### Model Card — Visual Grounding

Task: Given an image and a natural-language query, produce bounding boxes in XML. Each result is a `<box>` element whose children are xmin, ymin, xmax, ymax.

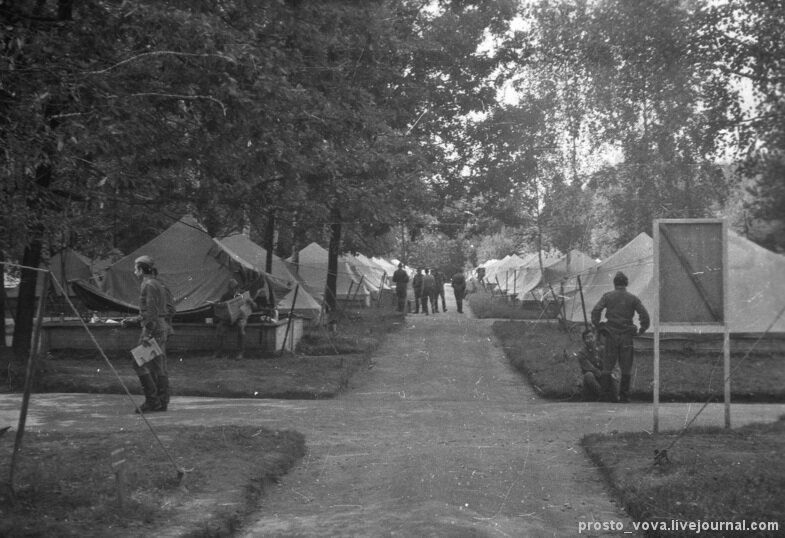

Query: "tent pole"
<box><xmin>280</xmin><ymin>284</ymin><xmax>299</xmax><ymax>354</ymax></box>
<box><xmin>377</xmin><ymin>273</ymin><xmax>387</xmax><ymax>308</ymax></box>
<box><xmin>577</xmin><ymin>275</ymin><xmax>588</xmax><ymax>329</ymax></box>
<box><xmin>352</xmin><ymin>275</ymin><xmax>365</xmax><ymax>302</ymax></box>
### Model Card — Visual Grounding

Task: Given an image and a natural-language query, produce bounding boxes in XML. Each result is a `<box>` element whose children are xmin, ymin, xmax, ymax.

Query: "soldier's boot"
<box><xmin>155</xmin><ymin>374</ymin><xmax>170</xmax><ymax>411</ymax></box>
<box><xmin>619</xmin><ymin>374</ymin><xmax>631</xmax><ymax>403</ymax></box>
<box><xmin>135</xmin><ymin>374</ymin><xmax>162</xmax><ymax>414</ymax></box>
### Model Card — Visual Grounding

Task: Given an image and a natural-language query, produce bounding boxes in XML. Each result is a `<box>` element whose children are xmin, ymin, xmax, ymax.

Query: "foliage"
<box><xmin>0</xmin><ymin>0</ymin><xmax>519</xmax><ymax>343</ymax></box>
<box><xmin>472</xmin><ymin>228</ymin><xmax>527</xmax><ymax>263</ymax></box>
<box><xmin>404</xmin><ymin>230</ymin><xmax>467</xmax><ymax>274</ymax></box>
<box><xmin>524</xmin><ymin>0</ymin><xmax>734</xmax><ymax>248</ymax></box>
<box><xmin>714</xmin><ymin>1</ymin><xmax>785</xmax><ymax>252</ymax></box>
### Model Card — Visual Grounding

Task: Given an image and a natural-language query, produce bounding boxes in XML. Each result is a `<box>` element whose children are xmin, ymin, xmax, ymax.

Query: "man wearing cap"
<box><xmin>591</xmin><ymin>271</ymin><xmax>649</xmax><ymax>402</ymax></box>
<box><xmin>391</xmin><ymin>263</ymin><xmax>409</xmax><ymax>313</ymax></box>
<box><xmin>127</xmin><ymin>255</ymin><xmax>173</xmax><ymax>413</ymax></box>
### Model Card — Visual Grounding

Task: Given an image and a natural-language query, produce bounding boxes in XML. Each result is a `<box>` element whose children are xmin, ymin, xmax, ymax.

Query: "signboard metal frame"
<box><xmin>652</xmin><ymin>219</ymin><xmax>730</xmax><ymax>432</ymax></box>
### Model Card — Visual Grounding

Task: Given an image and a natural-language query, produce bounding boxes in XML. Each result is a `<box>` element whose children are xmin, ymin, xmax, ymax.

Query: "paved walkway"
<box><xmin>2</xmin><ymin>294</ymin><xmax>784</xmax><ymax>537</ymax></box>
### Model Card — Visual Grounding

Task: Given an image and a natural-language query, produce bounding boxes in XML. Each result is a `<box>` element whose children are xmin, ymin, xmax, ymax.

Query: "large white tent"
<box><xmin>510</xmin><ymin>254</ymin><xmax>561</xmax><ymax>300</ymax></box>
<box><xmin>288</xmin><ymin>243</ymin><xmax>370</xmax><ymax>306</ymax></box>
<box><xmin>562</xmin><ymin>231</ymin><xmax>785</xmax><ymax>334</ymax></box>
<box><xmin>484</xmin><ymin>254</ymin><xmax>533</xmax><ymax>293</ymax></box>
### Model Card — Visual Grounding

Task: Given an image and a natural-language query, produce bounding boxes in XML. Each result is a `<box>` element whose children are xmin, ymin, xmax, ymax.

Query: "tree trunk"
<box><xmin>265</xmin><ymin>212</ymin><xmax>275</xmax><ymax>274</ymax></box>
<box><xmin>13</xmin><ymin>240</ymin><xmax>44</xmax><ymax>359</ymax></box>
<box><xmin>0</xmin><ymin>254</ymin><xmax>7</xmax><ymax>349</ymax></box>
<box><xmin>325</xmin><ymin>207</ymin><xmax>341</xmax><ymax>313</ymax></box>
<box><xmin>13</xmin><ymin>160</ymin><xmax>52</xmax><ymax>359</ymax></box>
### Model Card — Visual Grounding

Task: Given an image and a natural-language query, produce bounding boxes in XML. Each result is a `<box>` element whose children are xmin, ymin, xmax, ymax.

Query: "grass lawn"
<box><xmin>582</xmin><ymin>418</ymin><xmax>785</xmax><ymax>537</ymax></box>
<box><xmin>0</xmin><ymin>307</ymin><xmax>402</xmax><ymax>537</ymax></box>
<box><xmin>488</xmin><ymin>319</ymin><xmax>785</xmax><ymax>403</ymax></box>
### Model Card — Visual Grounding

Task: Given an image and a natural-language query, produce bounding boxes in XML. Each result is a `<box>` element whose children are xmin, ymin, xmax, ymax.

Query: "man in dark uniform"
<box><xmin>412</xmin><ymin>268</ymin><xmax>423</xmax><ymax>314</ymax></box>
<box><xmin>591</xmin><ymin>271</ymin><xmax>649</xmax><ymax>402</ymax></box>
<box><xmin>391</xmin><ymin>263</ymin><xmax>409</xmax><ymax>313</ymax></box>
<box><xmin>433</xmin><ymin>269</ymin><xmax>447</xmax><ymax>312</ymax></box>
<box><xmin>451</xmin><ymin>270</ymin><xmax>467</xmax><ymax>313</ymax></box>
<box><xmin>421</xmin><ymin>268</ymin><xmax>436</xmax><ymax>315</ymax></box>
<box><xmin>126</xmin><ymin>255</ymin><xmax>173</xmax><ymax>413</ymax></box>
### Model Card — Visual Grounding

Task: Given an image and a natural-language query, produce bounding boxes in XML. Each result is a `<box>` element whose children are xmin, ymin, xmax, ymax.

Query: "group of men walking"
<box><xmin>391</xmin><ymin>264</ymin><xmax>468</xmax><ymax>315</ymax></box>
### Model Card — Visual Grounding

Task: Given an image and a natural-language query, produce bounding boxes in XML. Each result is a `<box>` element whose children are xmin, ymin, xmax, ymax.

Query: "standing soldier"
<box><xmin>125</xmin><ymin>255</ymin><xmax>173</xmax><ymax>413</ymax></box>
<box><xmin>412</xmin><ymin>268</ymin><xmax>423</xmax><ymax>314</ymax></box>
<box><xmin>433</xmin><ymin>269</ymin><xmax>447</xmax><ymax>312</ymax></box>
<box><xmin>213</xmin><ymin>278</ymin><xmax>253</xmax><ymax>359</ymax></box>
<box><xmin>591</xmin><ymin>271</ymin><xmax>650</xmax><ymax>402</ymax></box>
<box><xmin>421</xmin><ymin>268</ymin><xmax>436</xmax><ymax>315</ymax></box>
<box><xmin>391</xmin><ymin>263</ymin><xmax>410</xmax><ymax>313</ymax></box>
<box><xmin>451</xmin><ymin>270</ymin><xmax>467</xmax><ymax>313</ymax></box>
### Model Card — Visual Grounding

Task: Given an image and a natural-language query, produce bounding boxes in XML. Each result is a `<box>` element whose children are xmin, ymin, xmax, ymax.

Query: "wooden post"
<box><xmin>577</xmin><ymin>275</ymin><xmax>588</xmax><ymax>329</ymax></box>
<box><xmin>377</xmin><ymin>273</ymin><xmax>387</xmax><ymax>308</ymax></box>
<box><xmin>281</xmin><ymin>285</ymin><xmax>299</xmax><ymax>354</ymax></box>
<box><xmin>352</xmin><ymin>275</ymin><xmax>365</xmax><ymax>303</ymax></box>
<box><xmin>653</xmin><ymin>224</ymin><xmax>661</xmax><ymax>434</ymax></box>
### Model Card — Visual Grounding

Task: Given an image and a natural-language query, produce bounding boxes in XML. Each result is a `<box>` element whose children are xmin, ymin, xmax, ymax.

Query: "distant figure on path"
<box><xmin>575</xmin><ymin>328</ymin><xmax>618</xmax><ymax>402</ymax></box>
<box><xmin>591</xmin><ymin>271</ymin><xmax>650</xmax><ymax>402</ymax></box>
<box><xmin>433</xmin><ymin>269</ymin><xmax>447</xmax><ymax>312</ymax></box>
<box><xmin>421</xmin><ymin>268</ymin><xmax>436</xmax><ymax>315</ymax></box>
<box><xmin>412</xmin><ymin>268</ymin><xmax>423</xmax><ymax>314</ymax></box>
<box><xmin>451</xmin><ymin>270</ymin><xmax>467</xmax><ymax>313</ymax></box>
<box><xmin>391</xmin><ymin>263</ymin><xmax>410</xmax><ymax>313</ymax></box>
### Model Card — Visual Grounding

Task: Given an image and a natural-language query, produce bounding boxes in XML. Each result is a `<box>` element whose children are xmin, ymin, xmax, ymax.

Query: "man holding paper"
<box><xmin>126</xmin><ymin>255</ymin><xmax>173</xmax><ymax>413</ymax></box>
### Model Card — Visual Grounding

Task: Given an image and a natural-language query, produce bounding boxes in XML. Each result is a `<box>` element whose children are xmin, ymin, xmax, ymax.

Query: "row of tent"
<box><xmin>476</xmin><ymin>230</ymin><xmax>785</xmax><ymax>334</ymax></box>
<box><xmin>7</xmin><ymin>215</ymin><xmax>400</xmax><ymax>323</ymax></box>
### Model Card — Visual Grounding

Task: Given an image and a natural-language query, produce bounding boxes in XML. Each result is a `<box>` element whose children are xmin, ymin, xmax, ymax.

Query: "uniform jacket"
<box><xmin>591</xmin><ymin>287</ymin><xmax>650</xmax><ymax>336</ymax></box>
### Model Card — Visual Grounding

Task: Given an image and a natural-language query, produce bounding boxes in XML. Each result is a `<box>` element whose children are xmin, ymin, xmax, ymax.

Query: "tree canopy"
<box><xmin>2</xmin><ymin>0</ymin><xmax>783</xmax><ymax>351</ymax></box>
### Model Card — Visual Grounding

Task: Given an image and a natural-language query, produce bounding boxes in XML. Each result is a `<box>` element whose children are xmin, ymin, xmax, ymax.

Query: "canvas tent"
<box><xmin>72</xmin><ymin>215</ymin><xmax>286</xmax><ymax>321</ymax></box>
<box><xmin>5</xmin><ymin>249</ymin><xmax>94</xmax><ymax>317</ymax></box>
<box><xmin>535</xmin><ymin>250</ymin><xmax>598</xmax><ymax>302</ymax></box>
<box><xmin>485</xmin><ymin>253</ymin><xmax>537</xmax><ymax>295</ymax></box>
<box><xmin>288</xmin><ymin>242</ymin><xmax>370</xmax><ymax>306</ymax></box>
<box><xmin>561</xmin><ymin>231</ymin><xmax>785</xmax><ymax>334</ymax></box>
<box><xmin>345</xmin><ymin>253</ymin><xmax>391</xmax><ymax>292</ymax></box>
<box><xmin>217</xmin><ymin>234</ymin><xmax>322</xmax><ymax>321</ymax></box>
<box><xmin>509</xmin><ymin>254</ymin><xmax>561</xmax><ymax>300</ymax></box>
<box><xmin>371</xmin><ymin>256</ymin><xmax>398</xmax><ymax>278</ymax></box>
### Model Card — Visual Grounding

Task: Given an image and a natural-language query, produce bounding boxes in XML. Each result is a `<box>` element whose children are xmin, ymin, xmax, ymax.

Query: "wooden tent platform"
<box><xmin>40</xmin><ymin>318</ymin><xmax>303</xmax><ymax>355</ymax></box>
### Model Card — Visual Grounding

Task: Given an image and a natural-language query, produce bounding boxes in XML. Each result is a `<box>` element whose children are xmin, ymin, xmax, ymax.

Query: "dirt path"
<box><xmin>235</xmin><ymin>298</ymin><xmax>632</xmax><ymax>537</ymax></box>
